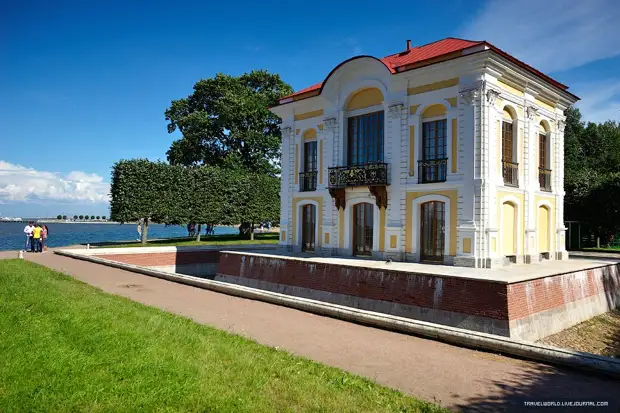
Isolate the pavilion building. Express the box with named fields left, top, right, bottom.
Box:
left=270, top=38, right=579, bottom=268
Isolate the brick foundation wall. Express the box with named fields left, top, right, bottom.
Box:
left=217, top=253, right=510, bottom=320
left=218, top=253, right=620, bottom=324
left=507, top=264, right=620, bottom=320
left=99, top=251, right=220, bottom=267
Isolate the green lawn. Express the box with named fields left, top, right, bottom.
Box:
left=582, top=247, right=620, bottom=253
left=104, top=232, right=279, bottom=248
left=0, top=259, right=446, bottom=413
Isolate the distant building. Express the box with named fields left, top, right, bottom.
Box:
left=270, top=37, right=579, bottom=268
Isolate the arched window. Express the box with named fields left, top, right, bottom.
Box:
left=301, top=204, right=317, bottom=251
left=352, top=202, right=374, bottom=256
left=501, top=106, right=518, bottom=187
left=538, top=121, right=551, bottom=192
left=345, top=88, right=384, bottom=167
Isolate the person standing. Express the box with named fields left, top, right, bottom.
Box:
left=41, top=225, right=49, bottom=253
left=137, top=219, right=142, bottom=241
left=23, top=221, right=34, bottom=251
left=32, top=224, right=42, bottom=253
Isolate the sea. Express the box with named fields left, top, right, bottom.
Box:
left=0, top=222, right=237, bottom=251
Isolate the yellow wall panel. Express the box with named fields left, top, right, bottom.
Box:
left=407, top=78, right=459, bottom=95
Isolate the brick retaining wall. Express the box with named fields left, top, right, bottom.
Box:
left=216, top=252, right=620, bottom=340
left=217, top=253, right=510, bottom=320
left=99, top=251, right=220, bottom=266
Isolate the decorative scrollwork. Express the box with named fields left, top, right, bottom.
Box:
left=459, top=88, right=479, bottom=105
left=328, top=162, right=389, bottom=188
left=557, top=120, right=566, bottom=133
left=486, top=89, right=501, bottom=105
left=323, top=118, right=337, bottom=132
left=526, top=106, right=538, bottom=120
left=388, top=103, right=404, bottom=117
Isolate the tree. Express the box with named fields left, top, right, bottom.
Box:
left=110, top=159, right=183, bottom=245
left=96, top=216, right=100, bottom=220
left=84, top=215, right=89, bottom=220
left=109, top=160, right=280, bottom=242
left=228, top=171, right=280, bottom=239
left=165, top=70, right=293, bottom=174
left=102, top=216, right=106, bottom=220
left=74, top=215, right=78, bottom=220
left=79, top=215, right=84, bottom=220
left=62, top=215, right=67, bottom=220
left=56, top=215, right=62, bottom=220
left=90, top=215, right=95, bottom=219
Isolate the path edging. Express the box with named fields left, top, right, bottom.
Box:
left=54, top=249, right=620, bottom=379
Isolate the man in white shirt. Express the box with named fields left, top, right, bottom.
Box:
left=23, top=222, right=34, bottom=251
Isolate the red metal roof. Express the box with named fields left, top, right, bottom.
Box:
left=278, top=37, right=572, bottom=104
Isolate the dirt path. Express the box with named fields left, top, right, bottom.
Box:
left=4, top=251, right=620, bottom=412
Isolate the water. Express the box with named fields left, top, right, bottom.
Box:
left=0, top=222, right=238, bottom=251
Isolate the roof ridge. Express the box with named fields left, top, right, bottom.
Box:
left=381, top=37, right=481, bottom=60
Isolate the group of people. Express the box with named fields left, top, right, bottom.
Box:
left=186, top=223, right=216, bottom=237
left=23, top=222, right=49, bottom=253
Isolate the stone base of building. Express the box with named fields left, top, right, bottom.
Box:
left=215, top=250, right=620, bottom=341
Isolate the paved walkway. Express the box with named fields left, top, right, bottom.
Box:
left=2, top=250, right=619, bottom=412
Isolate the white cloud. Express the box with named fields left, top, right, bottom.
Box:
left=462, top=0, right=620, bottom=73
left=573, top=80, right=620, bottom=123
left=0, top=161, right=110, bottom=204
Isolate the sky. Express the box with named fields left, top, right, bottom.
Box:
left=1, top=0, right=619, bottom=217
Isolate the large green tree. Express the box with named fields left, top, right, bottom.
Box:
left=564, top=107, right=620, bottom=243
left=165, top=70, right=293, bottom=174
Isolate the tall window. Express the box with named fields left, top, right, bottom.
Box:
left=347, top=111, right=384, bottom=166
left=538, top=133, right=547, bottom=168
left=502, top=119, right=518, bottom=187
left=538, top=127, right=551, bottom=192
left=300, top=140, right=318, bottom=192
left=304, top=141, right=317, bottom=172
left=418, top=119, right=447, bottom=183
left=502, top=121, right=513, bottom=162
left=422, top=120, right=447, bottom=160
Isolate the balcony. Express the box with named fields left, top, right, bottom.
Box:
left=328, top=162, right=389, bottom=188
left=418, top=158, right=447, bottom=183
left=539, top=168, right=552, bottom=192
left=502, top=161, right=519, bottom=187
left=299, top=171, right=317, bottom=192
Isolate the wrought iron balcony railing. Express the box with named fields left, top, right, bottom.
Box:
left=539, top=168, right=552, bottom=192
left=328, top=162, right=389, bottom=188
left=299, top=171, right=317, bottom=192
left=502, top=160, right=519, bottom=187
left=418, top=158, right=448, bottom=183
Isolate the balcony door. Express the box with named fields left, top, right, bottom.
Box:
left=353, top=203, right=373, bottom=256
left=502, top=117, right=518, bottom=187
left=419, top=119, right=447, bottom=183
left=301, top=141, right=317, bottom=192
left=420, top=201, right=445, bottom=262
left=347, top=111, right=384, bottom=166
left=301, top=204, right=316, bottom=252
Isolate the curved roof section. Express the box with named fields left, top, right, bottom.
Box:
left=276, top=37, right=574, bottom=106
left=318, top=55, right=394, bottom=95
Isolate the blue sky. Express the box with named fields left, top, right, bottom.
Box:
left=1, top=0, right=619, bottom=217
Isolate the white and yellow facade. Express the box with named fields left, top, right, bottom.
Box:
left=270, top=38, right=579, bottom=268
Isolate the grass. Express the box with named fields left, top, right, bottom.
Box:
left=103, top=232, right=279, bottom=248
left=582, top=246, right=620, bottom=253
left=0, top=259, right=446, bottom=413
